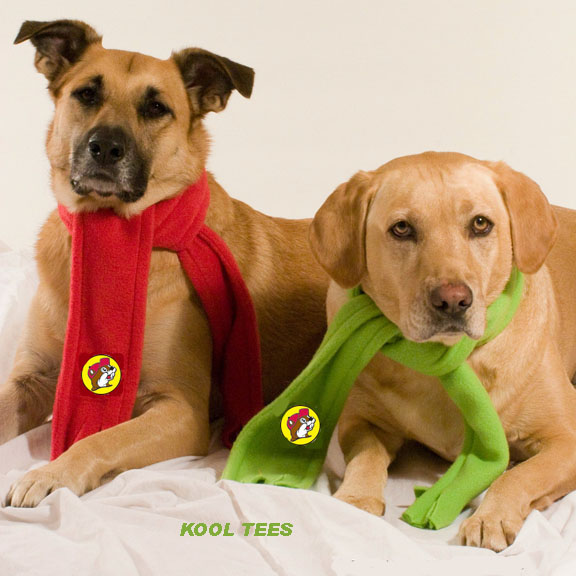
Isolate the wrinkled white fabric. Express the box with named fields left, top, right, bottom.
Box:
left=0, top=249, right=575, bottom=575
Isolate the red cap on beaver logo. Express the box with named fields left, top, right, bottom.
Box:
left=89, top=358, right=111, bottom=375
left=287, top=408, right=309, bottom=429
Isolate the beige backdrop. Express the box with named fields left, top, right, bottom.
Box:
left=2, top=0, right=576, bottom=250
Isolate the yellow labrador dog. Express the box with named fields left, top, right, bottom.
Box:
left=4, top=20, right=327, bottom=506
left=309, top=151, right=576, bottom=551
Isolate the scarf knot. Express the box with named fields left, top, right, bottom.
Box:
left=152, top=172, right=210, bottom=250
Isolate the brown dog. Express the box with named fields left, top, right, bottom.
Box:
left=309, top=151, right=576, bottom=551
left=4, top=19, right=328, bottom=507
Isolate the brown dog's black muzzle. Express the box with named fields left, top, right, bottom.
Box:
left=71, top=125, right=149, bottom=203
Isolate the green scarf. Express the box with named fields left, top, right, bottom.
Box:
left=223, top=268, right=524, bottom=530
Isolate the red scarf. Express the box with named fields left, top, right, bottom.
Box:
left=51, top=171, right=263, bottom=460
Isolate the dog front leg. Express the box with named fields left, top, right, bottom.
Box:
left=0, top=291, right=63, bottom=444
left=460, top=433, right=576, bottom=551
left=461, top=344, right=576, bottom=552
left=334, top=412, right=403, bottom=516
left=6, top=392, right=210, bottom=507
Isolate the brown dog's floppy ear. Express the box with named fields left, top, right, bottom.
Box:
left=14, top=20, right=101, bottom=84
left=490, top=161, right=558, bottom=274
left=309, top=171, right=377, bottom=288
left=172, top=48, right=254, bottom=115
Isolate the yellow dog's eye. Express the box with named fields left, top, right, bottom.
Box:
left=390, top=220, right=415, bottom=240
left=471, top=216, right=493, bottom=236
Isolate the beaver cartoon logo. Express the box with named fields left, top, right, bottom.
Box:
left=281, top=406, right=320, bottom=445
left=82, top=356, right=121, bottom=395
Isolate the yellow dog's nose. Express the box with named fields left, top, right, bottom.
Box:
left=430, top=282, right=473, bottom=317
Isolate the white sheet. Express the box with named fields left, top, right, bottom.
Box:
left=0, top=250, right=575, bottom=575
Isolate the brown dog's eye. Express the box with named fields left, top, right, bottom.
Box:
left=471, top=216, right=494, bottom=236
left=73, top=86, right=101, bottom=107
left=390, top=221, right=415, bottom=240
left=140, top=100, right=172, bottom=120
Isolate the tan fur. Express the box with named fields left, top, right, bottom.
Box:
left=4, top=20, right=328, bottom=507
left=311, top=151, right=576, bottom=551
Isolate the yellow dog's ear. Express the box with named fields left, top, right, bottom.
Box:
left=14, top=20, right=101, bottom=85
left=309, top=171, right=377, bottom=288
left=490, top=161, right=558, bottom=274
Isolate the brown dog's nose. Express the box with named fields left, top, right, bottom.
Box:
left=88, top=126, right=126, bottom=166
left=430, top=283, right=473, bottom=317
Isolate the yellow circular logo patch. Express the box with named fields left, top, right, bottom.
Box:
left=281, top=406, right=320, bottom=445
left=82, top=355, right=121, bottom=395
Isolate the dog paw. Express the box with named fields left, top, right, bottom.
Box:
left=6, top=466, right=78, bottom=508
left=334, top=488, right=385, bottom=516
left=459, top=510, right=524, bottom=552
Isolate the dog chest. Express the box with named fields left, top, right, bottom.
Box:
left=352, top=355, right=466, bottom=461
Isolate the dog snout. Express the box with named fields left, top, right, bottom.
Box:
left=71, top=124, right=149, bottom=202
left=430, top=283, right=473, bottom=317
left=88, top=126, right=127, bottom=167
